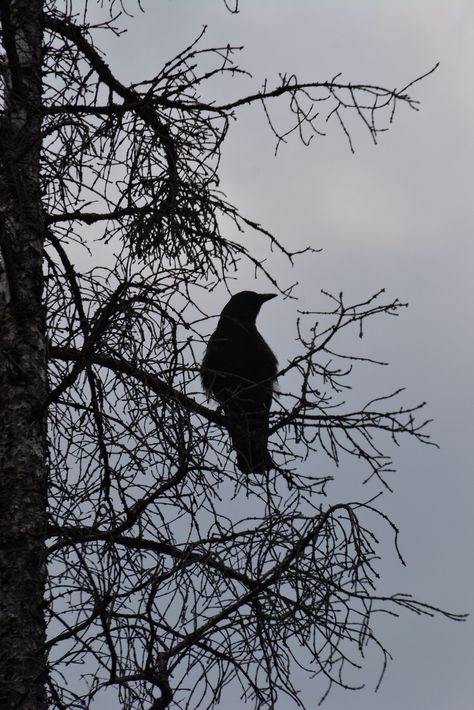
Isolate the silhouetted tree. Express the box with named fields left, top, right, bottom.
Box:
left=0, top=2, right=461, bottom=708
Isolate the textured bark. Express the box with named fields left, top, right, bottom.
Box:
left=0, top=1, right=47, bottom=708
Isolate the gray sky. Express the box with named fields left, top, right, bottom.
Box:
left=98, top=1, right=473, bottom=707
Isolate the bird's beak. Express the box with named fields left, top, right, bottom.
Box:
left=259, top=293, right=277, bottom=303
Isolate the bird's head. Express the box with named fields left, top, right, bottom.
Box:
left=220, top=291, right=277, bottom=325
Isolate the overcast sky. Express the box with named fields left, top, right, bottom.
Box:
left=95, top=2, right=473, bottom=708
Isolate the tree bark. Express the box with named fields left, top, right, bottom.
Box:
left=0, top=1, right=47, bottom=708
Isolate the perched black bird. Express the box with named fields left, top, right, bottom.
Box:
left=201, top=291, right=278, bottom=473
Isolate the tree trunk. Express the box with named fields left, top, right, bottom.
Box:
left=0, top=1, right=47, bottom=708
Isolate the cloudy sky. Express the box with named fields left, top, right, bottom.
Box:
left=97, top=2, right=473, bottom=708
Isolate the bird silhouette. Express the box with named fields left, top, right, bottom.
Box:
left=201, top=291, right=278, bottom=473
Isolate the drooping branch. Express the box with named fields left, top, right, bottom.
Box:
left=43, top=12, right=178, bottom=177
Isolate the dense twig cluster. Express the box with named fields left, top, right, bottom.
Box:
left=27, top=2, right=462, bottom=708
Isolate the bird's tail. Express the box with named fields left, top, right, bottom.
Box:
left=226, top=410, right=272, bottom=474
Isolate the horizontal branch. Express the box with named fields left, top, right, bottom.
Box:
left=42, top=67, right=439, bottom=118
left=45, top=205, right=150, bottom=225
left=49, top=346, right=430, bottom=446
left=47, top=524, right=255, bottom=591
left=49, top=345, right=225, bottom=426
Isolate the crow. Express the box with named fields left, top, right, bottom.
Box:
left=201, top=291, right=278, bottom=473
